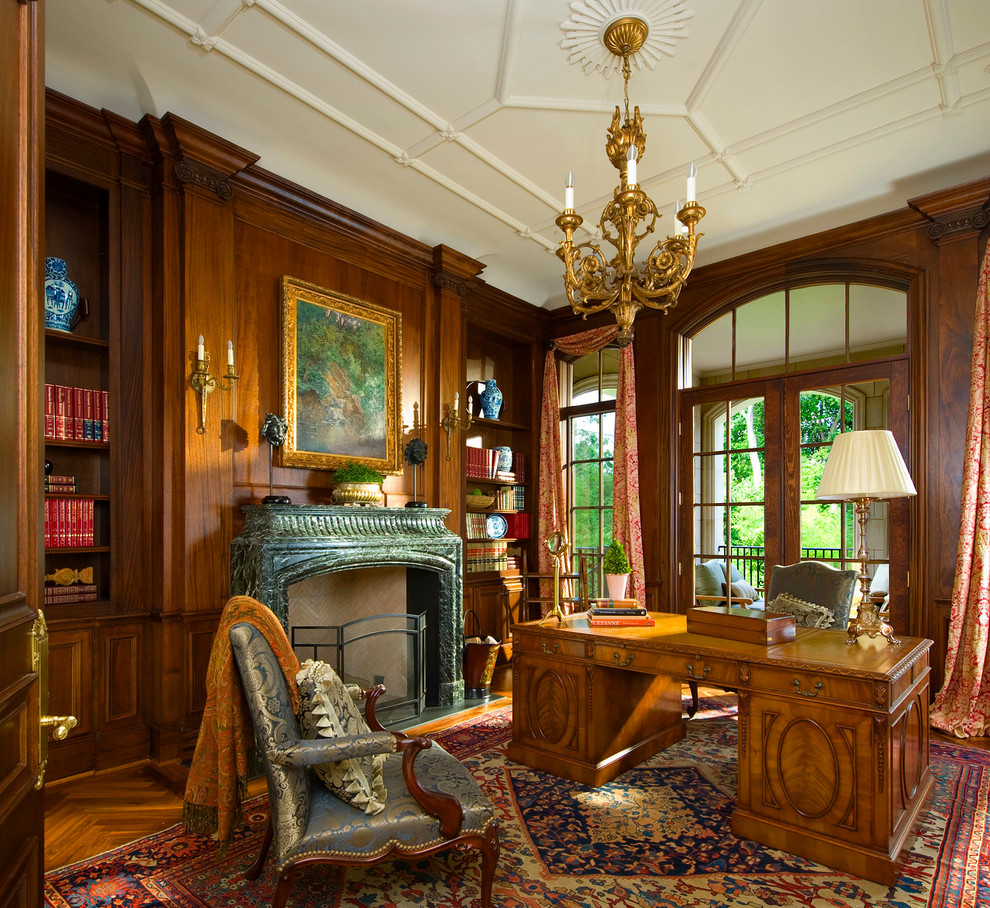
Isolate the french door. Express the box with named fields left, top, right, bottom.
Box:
left=679, top=359, right=911, bottom=631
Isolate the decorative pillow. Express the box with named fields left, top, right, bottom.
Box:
left=694, top=562, right=725, bottom=598
left=728, top=579, right=760, bottom=603
left=295, top=660, right=387, bottom=815
left=770, top=593, right=833, bottom=629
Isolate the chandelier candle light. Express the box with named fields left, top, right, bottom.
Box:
left=556, top=16, right=704, bottom=346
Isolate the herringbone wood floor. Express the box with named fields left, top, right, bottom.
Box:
left=43, top=676, right=988, bottom=873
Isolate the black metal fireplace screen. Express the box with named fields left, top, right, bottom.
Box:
left=291, top=612, right=427, bottom=722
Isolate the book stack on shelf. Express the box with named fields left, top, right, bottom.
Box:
left=494, top=484, right=525, bottom=510
left=44, top=382, right=109, bottom=442
left=465, top=540, right=510, bottom=574
left=45, top=473, right=77, bottom=493
left=45, top=581, right=98, bottom=605
left=464, top=512, right=489, bottom=538
left=44, top=566, right=97, bottom=605
left=44, top=497, right=95, bottom=548
left=586, top=599, right=655, bottom=627
left=465, top=447, right=526, bottom=482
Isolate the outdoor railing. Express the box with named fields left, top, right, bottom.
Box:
left=715, top=545, right=842, bottom=592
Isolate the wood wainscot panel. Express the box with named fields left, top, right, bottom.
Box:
left=0, top=837, right=40, bottom=908
left=48, top=627, right=92, bottom=737
left=46, top=626, right=96, bottom=779
left=185, top=615, right=221, bottom=722
left=0, top=683, right=30, bottom=817
left=929, top=597, right=951, bottom=695
left=101, top=622, right=142, bottom=727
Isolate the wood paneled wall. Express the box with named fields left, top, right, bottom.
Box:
left=549, top=179, right=990, bottom=693
left=42, top=90, right=543, bottom=771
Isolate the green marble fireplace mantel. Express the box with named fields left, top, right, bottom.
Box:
left=229, top=504, right=463, bottom=706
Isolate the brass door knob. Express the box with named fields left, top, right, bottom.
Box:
left=41, top=714, right=78, bottom=741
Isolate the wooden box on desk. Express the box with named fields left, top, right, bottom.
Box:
left=687, top=605, right=796, bottom=646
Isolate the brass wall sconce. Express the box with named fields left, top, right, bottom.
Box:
left=190, top=335, right=238, bottom=434
left=441, top=391, right=473, bottom=460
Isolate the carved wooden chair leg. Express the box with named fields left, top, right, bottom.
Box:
left=271, top=870, right=295, bottom=908
left=479, top=823, right=501, bottom=907
left=686, top=680, right=699, bottom=718
left=245, top=815, right=273, bottom=880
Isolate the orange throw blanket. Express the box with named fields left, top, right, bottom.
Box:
left=182, top=595, right=300, bottom=851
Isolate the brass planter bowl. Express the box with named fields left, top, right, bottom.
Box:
left=466, top=493, right=495, bottom=510
left=331, top=481, right=384, bottom=506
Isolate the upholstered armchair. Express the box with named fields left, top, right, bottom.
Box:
left=229, top=621, right=500, bottom=908
left=765, top=560, right=858, bottom=630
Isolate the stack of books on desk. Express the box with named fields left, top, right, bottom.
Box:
left=587, top=599, right=655, bottom=627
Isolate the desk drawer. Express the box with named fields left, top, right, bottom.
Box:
left=591, top=644, right=740, bottom=687
left=748, top=664, right=875, bottom=708
left=513, top=632, right=586, bottom=661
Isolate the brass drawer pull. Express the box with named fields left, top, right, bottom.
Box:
left=793, top=679, right=824, bottom=698
left=613, top=651, right=635, bottom=667
left=541, top=641, right=560, bottom=655
left=686, top=662, right=711, bottom=681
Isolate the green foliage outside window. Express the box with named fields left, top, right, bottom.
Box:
left=725, top=394, right=854, bottom=553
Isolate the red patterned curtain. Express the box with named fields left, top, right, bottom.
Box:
left=931, top=237, right=990, bottom=737
left=537, top=326, right=645, bottom=609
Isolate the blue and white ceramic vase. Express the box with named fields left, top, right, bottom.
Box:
left=493, top=445, right=513, bottom=473
left=44, top=258, right=79, bottom=332
left=479, top=379, right=503, bottom=420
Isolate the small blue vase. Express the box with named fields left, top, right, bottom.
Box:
left=479, top=379, right=503, bottom=420
left=493, top=446, right=513, bottom=473
left=44, top=258, right=79, bottom=332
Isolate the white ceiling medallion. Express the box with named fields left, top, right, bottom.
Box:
left=561, top=0, right=694, bottom=75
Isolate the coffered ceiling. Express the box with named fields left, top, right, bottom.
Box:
left=45, top=0, right=990, bottom=309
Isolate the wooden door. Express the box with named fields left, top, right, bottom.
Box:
left=0, top=0, right=45, bottom=902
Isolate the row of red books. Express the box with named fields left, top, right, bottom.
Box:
left=45, top=583, right=98, bottom=604
left=44, top=383, right=110, bottom=443
left=503, top=512, right=529, bottom=539
left=44, top=497, right=95, bottom=548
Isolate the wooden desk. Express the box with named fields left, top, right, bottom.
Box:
left=508, top=612, right=932, bottom=885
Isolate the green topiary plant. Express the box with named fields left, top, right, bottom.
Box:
left=332, top=461, right=385, bottom=485
left=602, top=539, right=631, bottom=574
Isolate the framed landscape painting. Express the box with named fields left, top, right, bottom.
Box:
left=280, top=277, right=402, bottom=474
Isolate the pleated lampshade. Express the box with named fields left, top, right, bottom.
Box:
left=816, top=429, right=917, bottom=501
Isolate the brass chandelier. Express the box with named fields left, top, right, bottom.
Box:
left=556, top=16, right=705, bottom=346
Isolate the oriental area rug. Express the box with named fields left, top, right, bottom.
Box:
left=44, top=695, right=989, bottom=908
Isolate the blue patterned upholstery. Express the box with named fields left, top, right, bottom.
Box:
left=229, top=621, right=499, bottom=908
left=765, top=561, right=858, bottom=631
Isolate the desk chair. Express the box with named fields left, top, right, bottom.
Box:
left=765, top=560, right=858, bottom=630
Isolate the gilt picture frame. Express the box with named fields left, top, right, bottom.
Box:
left=280, top=276, right=402, bottom=474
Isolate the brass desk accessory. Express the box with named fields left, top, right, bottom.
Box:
left=541, top=531, right=570, bottom=625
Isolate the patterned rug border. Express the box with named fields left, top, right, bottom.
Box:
left=44, top=695, right=990, bottom=908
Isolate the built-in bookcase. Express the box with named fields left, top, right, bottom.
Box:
left=43, top=172, right=113, bottom=613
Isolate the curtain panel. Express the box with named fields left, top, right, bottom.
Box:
left=931, top=238, right=990, bottom=737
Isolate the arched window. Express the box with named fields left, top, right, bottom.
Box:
left=679, top=281, right=910, bottom=627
